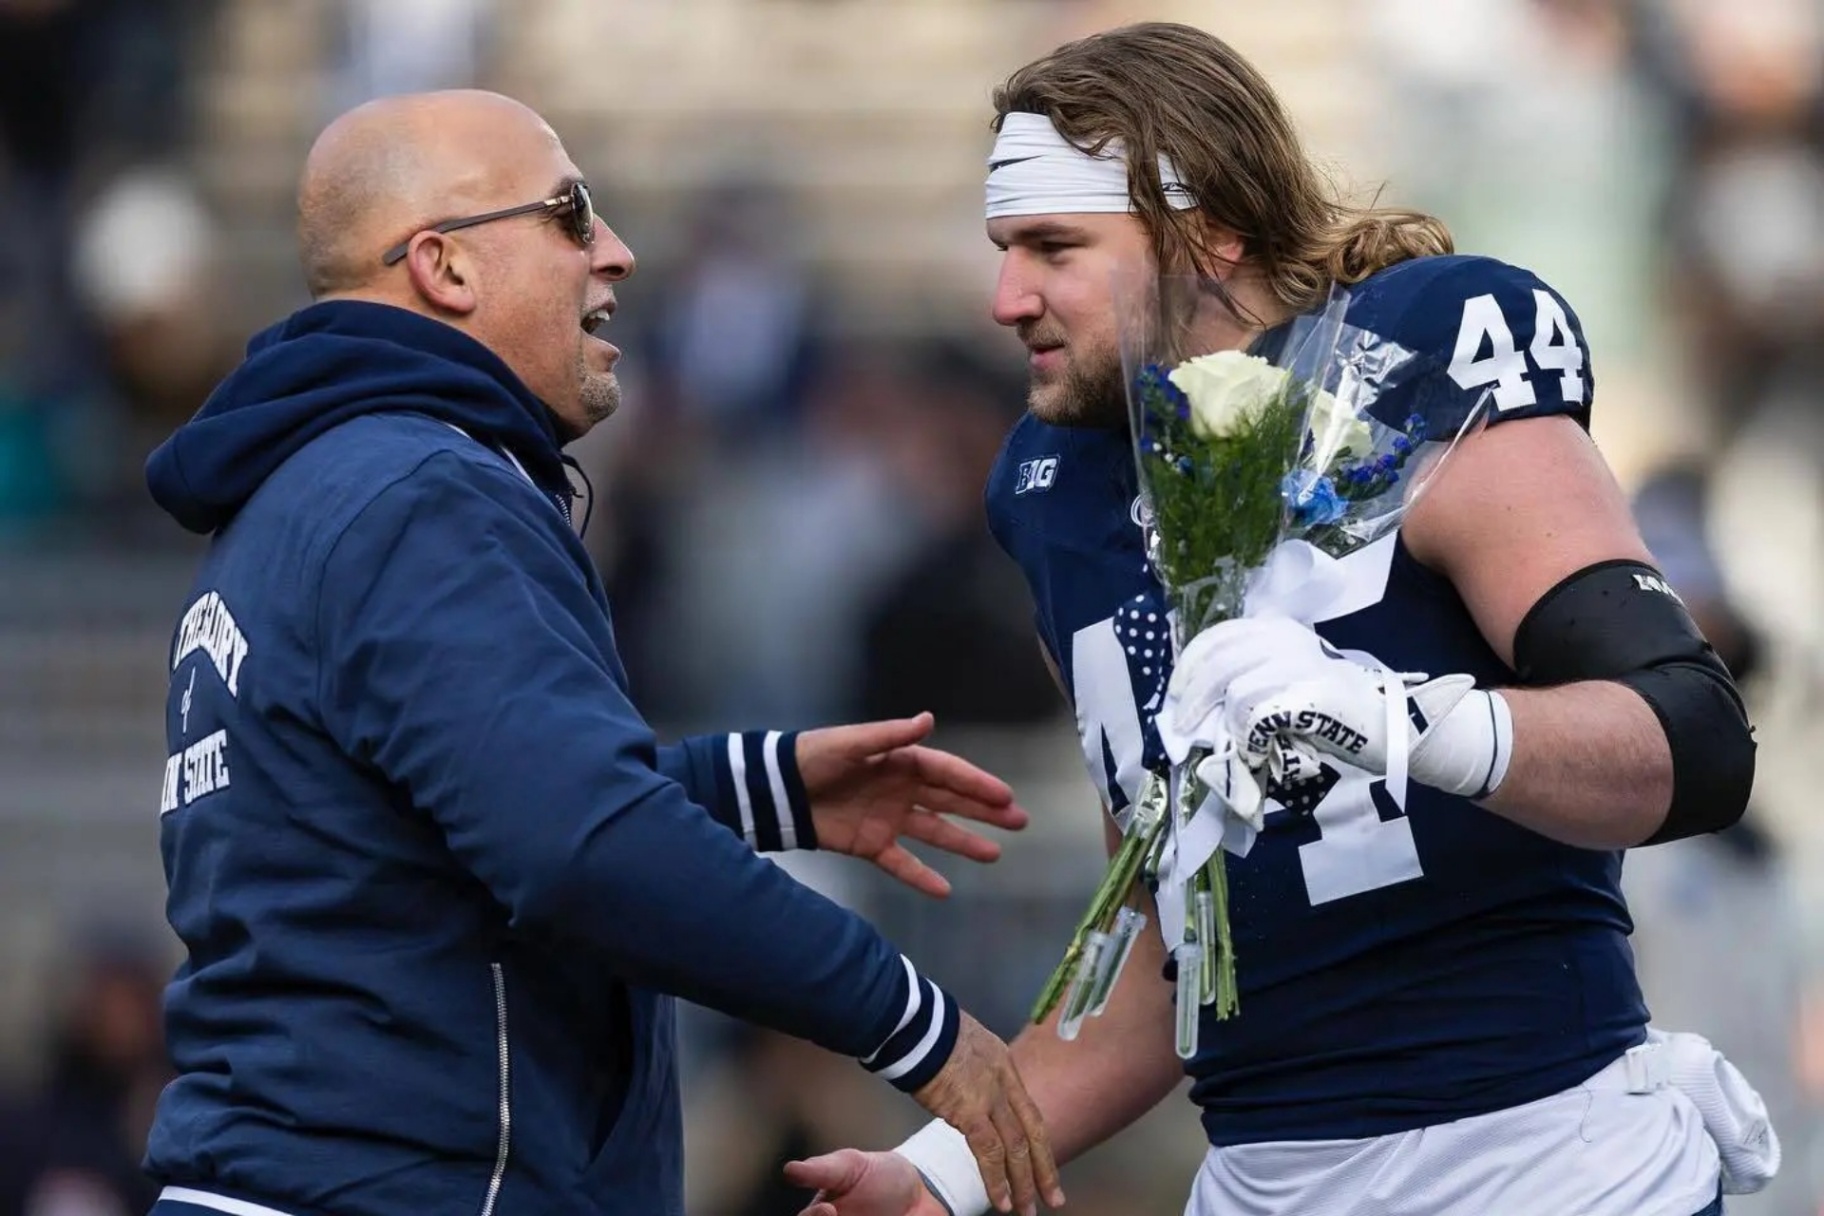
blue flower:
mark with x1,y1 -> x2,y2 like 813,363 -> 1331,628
1141,363 -> 1193,422
1392,435 -> 1412,454
1376,453 -> 1396,472
1282,469 -> 1347,526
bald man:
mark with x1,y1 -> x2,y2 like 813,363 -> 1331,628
140,91 -> 1060,1216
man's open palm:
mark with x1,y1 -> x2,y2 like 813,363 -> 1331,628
797,713 -> 1029,897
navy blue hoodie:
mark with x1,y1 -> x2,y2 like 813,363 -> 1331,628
142,302 -> 958,1216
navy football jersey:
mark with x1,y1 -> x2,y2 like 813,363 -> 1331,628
986,255 -> 1648,1146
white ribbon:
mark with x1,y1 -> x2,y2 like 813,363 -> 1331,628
1153,537 -> 1411,949
1241,537 -> 1352,621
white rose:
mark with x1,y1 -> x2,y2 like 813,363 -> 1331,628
1168,351 -> 1289,439
1305,387 -> 1374,470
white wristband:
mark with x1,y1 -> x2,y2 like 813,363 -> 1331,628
1411,687 -> 1513,800
895,1119 -> 988,1216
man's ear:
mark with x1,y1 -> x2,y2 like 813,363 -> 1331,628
403,232 -> 479,316
1184,214 -> 1247,280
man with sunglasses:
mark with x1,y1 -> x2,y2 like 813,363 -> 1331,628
138,89 -> 1060,1216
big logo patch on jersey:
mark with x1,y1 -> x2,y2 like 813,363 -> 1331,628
1014,456 -> 1059,495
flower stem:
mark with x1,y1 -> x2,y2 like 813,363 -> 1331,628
1203,852 -> 1239,1018
1030,777 -> 1167,1025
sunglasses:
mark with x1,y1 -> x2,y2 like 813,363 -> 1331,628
381,180 -> 596,266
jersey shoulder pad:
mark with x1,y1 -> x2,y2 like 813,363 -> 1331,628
1343,254 -> 1594,437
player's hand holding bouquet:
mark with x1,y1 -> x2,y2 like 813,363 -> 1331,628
1030,275 -> 1490,1056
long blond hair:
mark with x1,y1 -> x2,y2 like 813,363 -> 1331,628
992,22 -> 1452,314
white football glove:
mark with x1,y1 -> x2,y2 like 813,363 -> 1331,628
1163,616 -> 1514,800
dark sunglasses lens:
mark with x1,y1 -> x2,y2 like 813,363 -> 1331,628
570,183 -> 595,245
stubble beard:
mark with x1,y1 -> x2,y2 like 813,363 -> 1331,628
577,362 -> 622,431
1028,343 -> 1128,429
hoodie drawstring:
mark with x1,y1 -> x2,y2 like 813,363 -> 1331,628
559,454 -> 593,538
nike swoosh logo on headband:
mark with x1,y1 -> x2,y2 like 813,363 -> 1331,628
988,156 -> 1040,171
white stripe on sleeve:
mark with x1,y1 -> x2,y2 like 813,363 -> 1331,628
763,730 -> 796,850
877,980 -> 948,1083
862,955 -> 923,1066
727,733 -> 757,846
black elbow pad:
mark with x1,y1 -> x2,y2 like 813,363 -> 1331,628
1512,560 -> 1756,844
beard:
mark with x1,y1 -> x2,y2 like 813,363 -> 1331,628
576,362 -> 622,430
1027,338 -> 1128,428
545,351 -> 623,443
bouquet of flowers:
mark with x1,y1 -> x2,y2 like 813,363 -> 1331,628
1030,276 -> 1489,1057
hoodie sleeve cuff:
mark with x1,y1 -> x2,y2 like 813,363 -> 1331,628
696,730 -> 816,853
858,956 -> 960,1095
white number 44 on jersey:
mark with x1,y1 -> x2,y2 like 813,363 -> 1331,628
1447,289 -> 1587,412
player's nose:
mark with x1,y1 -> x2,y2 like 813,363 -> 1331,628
991,254 -> 1043,328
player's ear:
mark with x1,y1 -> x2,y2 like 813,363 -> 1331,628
1174,215 -> 1247,282
1186,216 -> 1247,281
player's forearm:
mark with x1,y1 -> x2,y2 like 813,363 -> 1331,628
1006,900 -> 1183,1165
1481,681 -> 1671,848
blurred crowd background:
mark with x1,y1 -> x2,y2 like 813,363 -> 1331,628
0,0 -> 1820,1212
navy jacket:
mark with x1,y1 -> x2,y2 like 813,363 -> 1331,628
142,302 -> 957,1216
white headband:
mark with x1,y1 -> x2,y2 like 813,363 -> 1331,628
985,111 -> 1197,219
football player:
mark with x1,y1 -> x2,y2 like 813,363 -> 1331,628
789,21 -> 1768,1216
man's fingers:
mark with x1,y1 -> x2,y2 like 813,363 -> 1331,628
1171,624 -> 1277,725
961,1118 -> 1013,1214
903,811 -> 1003,863
833,713 -> 936,760
911,783 -> 1029,831
783,1151 -> 868,1193
989,1099 -> 1039,1216
875,844 -> 952,899
909,746 -> 1018,806
1006,1073 -> 1064,1208
1276,742 -> 1325,786
1245,687 -> 1355,769
1240,691 -> 1305,764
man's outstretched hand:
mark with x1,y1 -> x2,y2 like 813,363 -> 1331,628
791,1011 -> 1064,1216
796,713 -> 1030,898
